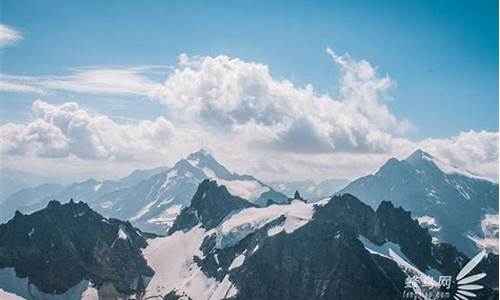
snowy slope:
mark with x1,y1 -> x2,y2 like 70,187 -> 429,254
0,289 -> 26,300
213,200 -> 316,249
142,199 -> 319,299
415,150 -> 493,182
142,227 -> 235,300
468,213 -> 499,254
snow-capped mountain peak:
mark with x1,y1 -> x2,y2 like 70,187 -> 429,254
406,149 -> 433,161
176,150 -> 284,203
405,149 -> 492,182
341,149 -> 499,255
185,149 -> 247,180
88,150 -> 288,234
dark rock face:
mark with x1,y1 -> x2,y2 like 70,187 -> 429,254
190,193 -> 498,300
340,150 -> 499,255
319,195 -> 498,284
0,200 -> 154,296
230,222 -> 405,300
169,180 -> 255,233
192,194 -> 409,300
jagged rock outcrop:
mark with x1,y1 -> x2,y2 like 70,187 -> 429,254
0,200 -> 154,299
188,193 -> 498,300
169,180 -> 256,233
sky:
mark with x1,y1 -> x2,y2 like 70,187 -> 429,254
0,0 -> 498,182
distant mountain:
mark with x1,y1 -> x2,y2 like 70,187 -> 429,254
270,178 -> 349,200
0,168 -> 62,203
0,183 -> 64,223
0,200 -> 154,300
340,149 -> 499,256
0,166 -> 167,224
115,166 -> 168,187
1,151 -> 288,235
89,150 -> 288,234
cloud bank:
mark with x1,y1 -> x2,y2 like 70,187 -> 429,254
0,50 -> 498,181
155,51 -> 409,154
1,100 -> 175,162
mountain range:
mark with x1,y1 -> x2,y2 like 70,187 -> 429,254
2,149 -> 497,257
0,150 -> 288,234
0,168 -> 63,204
0,166 -> 168,226
0,179 -> 497,300
340,149 -> 499,256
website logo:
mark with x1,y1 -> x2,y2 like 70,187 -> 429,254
453,251 -> 486,300
402,251 -> 487,300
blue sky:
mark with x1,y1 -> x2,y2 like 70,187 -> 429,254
1,0 -> 498,138
0,0 -> 498,181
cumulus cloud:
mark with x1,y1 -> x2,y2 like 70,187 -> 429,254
0,51 -> 497,182
0,24 -> 22,48
0,100 -> 175,162
326,48 -> 412,134
154,52 -> 408,153
0,51 -> 408,155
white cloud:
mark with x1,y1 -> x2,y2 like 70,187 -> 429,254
0,51 -> 497,182
42,68 -> 164,96
0,24 -> 22,48
0,100 -> 176,162
154,52 -> 408,154
0,51 -> 409,154
326,48 -> 412,134
0,66 -> 167,96
0,74 -> 46,94
418,130 -> 499,180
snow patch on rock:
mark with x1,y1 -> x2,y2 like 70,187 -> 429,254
93,183 -> 102,192
214,200 -> 315,249
0,289 -> 25,300
469,213 -> 499,254
416,216 -> 441,232
117,227 -> 128,240
229,254 -> 245,271
147,204 -> 183,227
201,167 -> 269,201
142,227 -> 237,300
